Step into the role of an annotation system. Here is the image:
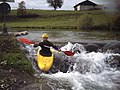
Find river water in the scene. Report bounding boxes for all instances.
[17,30,120,43]
[17,30,120,90]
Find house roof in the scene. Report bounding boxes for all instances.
[74,0,97,8]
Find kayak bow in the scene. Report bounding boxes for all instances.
[37,48,54,72]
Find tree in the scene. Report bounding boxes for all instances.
[17,1,26,16]
[47,0,63,10]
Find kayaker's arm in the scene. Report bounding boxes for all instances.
[52,44,59,50]
[34,42,40,47]
[49,42,60,51]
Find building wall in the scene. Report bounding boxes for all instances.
[74,5,103,11]
[80,5,94,10]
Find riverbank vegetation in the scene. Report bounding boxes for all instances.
[0,35,33,72]
[0,35,38,89]
[0,9,120,30]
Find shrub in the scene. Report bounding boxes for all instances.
[77,14,94,29]
[105,14,120,30]
[112,14,120,30]
[18,13,39,18]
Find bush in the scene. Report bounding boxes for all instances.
[112,14,120,30]
[18,13,39,18]
[105,14,120,30]
[77,14,94,29]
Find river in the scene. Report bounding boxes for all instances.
[16,29,120,43]
[16,29,120,90]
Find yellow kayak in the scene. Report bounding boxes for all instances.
[37,48,54,72]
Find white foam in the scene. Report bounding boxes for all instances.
[44,51,120,90]
[25,42,120,90]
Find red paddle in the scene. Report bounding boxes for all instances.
[18,38,74,56]
[63,51,75,56]
[18,38,34,44]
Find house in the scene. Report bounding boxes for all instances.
[74,0,98,11]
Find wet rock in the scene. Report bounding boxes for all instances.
[105,55,120,69]
[102,42,120,53]
[50,52,72,73]
[85,43,100,52]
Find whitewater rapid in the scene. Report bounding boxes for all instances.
[22,42,120,90]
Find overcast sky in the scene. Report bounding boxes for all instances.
[5,0,114,10]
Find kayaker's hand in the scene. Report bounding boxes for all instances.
[58,49,61,52]
[35,42,39,45]
[34,42,39,47]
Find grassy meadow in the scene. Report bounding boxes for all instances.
[0,9,120,30]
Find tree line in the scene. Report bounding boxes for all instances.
[18,0,63,10]
[17,0,63,16]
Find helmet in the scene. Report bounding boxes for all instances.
[42,33,48,38]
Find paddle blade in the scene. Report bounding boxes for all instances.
[64,51,75,56]
[18,38,34,44]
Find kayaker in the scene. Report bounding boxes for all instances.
[33,33,73,73]
[34,33,60,56]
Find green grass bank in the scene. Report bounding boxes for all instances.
[0,35,38,89]
[0,10,120,30]
[0,34,34,72]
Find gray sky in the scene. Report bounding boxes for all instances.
[6,0,114,10]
